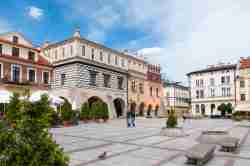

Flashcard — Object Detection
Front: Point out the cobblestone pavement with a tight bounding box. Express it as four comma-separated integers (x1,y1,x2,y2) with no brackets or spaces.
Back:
51,118,250,166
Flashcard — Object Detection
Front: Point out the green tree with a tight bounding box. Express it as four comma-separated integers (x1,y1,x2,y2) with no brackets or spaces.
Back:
0,94,69,166
6,93,22,124
102,103,109,120
80,102,90,120
166,109,177,128
60,98,73,121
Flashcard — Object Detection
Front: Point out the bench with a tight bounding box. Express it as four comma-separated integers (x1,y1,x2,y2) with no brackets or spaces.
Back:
185,144,216,166
219,137,240,152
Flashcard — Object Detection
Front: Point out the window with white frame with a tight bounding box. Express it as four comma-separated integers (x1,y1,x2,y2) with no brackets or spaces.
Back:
11,64,21,82
27,68,36,82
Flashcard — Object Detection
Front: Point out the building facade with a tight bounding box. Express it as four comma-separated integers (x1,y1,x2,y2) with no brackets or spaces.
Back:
144,64,164,116
187,63,237,116
41,29,128,119
127,55,147,115
235,57,250,115
0,32,52,95
163,82,190,116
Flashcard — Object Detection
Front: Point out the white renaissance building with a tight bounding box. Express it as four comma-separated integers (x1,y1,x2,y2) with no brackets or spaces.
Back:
187,63,237,116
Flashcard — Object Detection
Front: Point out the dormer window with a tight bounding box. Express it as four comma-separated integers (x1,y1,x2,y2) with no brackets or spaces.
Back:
13,36,18,44
28,51,35,61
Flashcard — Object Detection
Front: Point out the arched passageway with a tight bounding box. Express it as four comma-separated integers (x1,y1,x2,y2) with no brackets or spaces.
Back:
114,98,125,118
88,96,104,108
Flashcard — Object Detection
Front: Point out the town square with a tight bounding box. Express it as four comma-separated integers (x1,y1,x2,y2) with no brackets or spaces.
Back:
1,0,250,166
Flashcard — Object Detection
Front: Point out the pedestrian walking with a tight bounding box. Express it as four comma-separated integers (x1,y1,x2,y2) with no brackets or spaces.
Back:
131,109,136,127
127,111,131,127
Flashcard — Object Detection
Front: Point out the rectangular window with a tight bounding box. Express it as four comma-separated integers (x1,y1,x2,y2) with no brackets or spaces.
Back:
61,74,66,86
210,78,214,86
226,76,230,84
28,51,35,61
200,90,204,98
156,88,159,97
82,46,85,56
103,74,110,88
221,76,225,84
131,80,136,92
240,94,246,101
12,65,21,82
13,36,18,43
240,80,245,88
27,68,36,82
62,47,65,58
108,54,111,64
115,56,118,65
200,79,204,87
150,87,153,96
196,90,199,99
91,48,95,60
118,76,123,90
70,45,73,56
226,88,231,96
195,80,199,87
222,87,226,96
12,47,19,57
89,71,97,86
100,51,103,61
43,71,49,84
210,88,215,97
0,44,2,55
139,83,144,94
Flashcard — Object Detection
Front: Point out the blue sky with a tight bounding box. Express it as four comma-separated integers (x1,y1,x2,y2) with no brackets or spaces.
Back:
1,0,250,84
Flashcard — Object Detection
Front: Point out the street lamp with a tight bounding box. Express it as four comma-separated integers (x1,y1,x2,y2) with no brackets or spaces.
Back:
173,81,181,112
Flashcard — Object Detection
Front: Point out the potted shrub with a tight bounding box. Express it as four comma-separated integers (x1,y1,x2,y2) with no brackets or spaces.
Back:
102,103,109,122
80,102,90,123
166,109,177,128
61,99,73,127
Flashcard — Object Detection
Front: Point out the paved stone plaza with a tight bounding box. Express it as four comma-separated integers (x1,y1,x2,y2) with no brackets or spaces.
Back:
51,118,250,166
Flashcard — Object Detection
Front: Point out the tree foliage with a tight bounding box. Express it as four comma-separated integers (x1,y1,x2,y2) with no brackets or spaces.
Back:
0,94,69,166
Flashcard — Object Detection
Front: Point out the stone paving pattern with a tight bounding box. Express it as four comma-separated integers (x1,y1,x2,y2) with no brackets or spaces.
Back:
51,118,250,166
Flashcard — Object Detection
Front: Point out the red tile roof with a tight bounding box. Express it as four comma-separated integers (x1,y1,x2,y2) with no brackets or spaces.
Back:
0,38,40,52
240,58,250,69
0,54,52,67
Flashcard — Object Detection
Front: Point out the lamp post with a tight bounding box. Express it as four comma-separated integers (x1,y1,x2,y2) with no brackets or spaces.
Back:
173,82,181,112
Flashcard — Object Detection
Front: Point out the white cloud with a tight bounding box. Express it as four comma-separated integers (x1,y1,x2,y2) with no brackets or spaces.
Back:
58,0,250,84
27,6,44,20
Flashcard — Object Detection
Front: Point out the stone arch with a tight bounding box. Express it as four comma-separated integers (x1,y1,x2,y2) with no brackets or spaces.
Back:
147,104,153,117
88,96,104,108
113,98,125,118
155,104,159,116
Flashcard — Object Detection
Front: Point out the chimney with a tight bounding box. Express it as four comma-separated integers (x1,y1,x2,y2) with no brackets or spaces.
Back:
73,27,81,38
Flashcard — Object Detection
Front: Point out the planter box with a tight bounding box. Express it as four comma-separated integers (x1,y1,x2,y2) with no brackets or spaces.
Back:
160,127,189,137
